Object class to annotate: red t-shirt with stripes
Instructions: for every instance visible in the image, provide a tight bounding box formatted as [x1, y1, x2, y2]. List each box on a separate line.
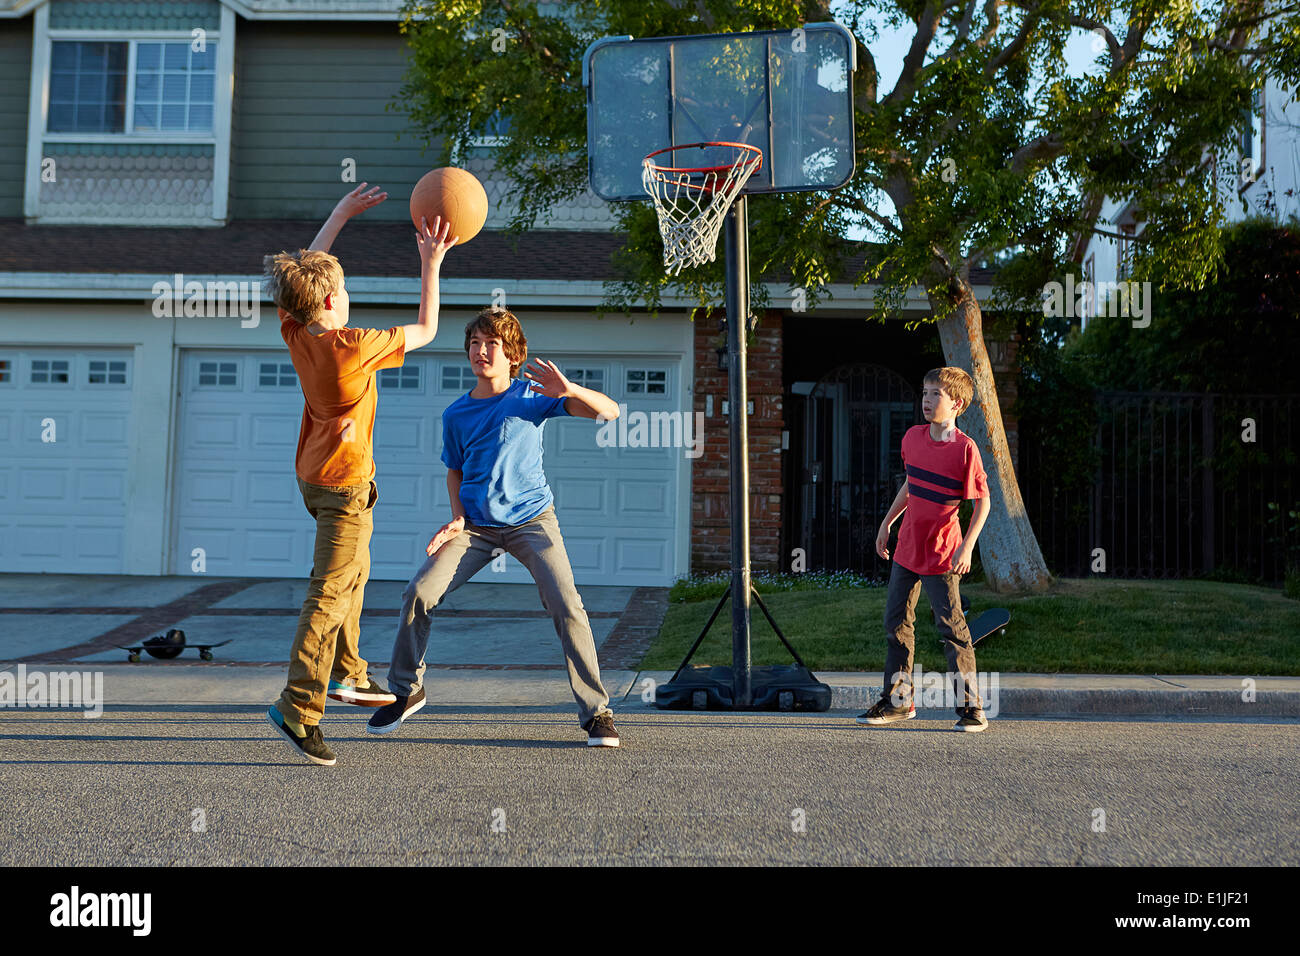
[894, 424, 989, 575]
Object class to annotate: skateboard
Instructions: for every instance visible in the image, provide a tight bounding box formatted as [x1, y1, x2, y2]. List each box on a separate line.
[117, 629, 231, 662]
[937, 607, 1011, 648]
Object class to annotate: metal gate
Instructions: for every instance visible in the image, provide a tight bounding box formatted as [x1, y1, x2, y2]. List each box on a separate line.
[798, 364, 920, 576]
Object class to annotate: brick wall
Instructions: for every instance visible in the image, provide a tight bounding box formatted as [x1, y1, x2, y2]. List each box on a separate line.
[691, 311, 785, 573]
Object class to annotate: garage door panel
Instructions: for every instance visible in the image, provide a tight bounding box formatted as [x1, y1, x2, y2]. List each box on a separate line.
[615, 537, 670, 574]
[553, 477, 607, 516]
[82, 411, 129, 445]
[173, 350, 682, 584]
[77, 469, 127, 503]
[250, 413, 300, 450]
[248, 471, 296, 507]
[189, 412, 241, 449]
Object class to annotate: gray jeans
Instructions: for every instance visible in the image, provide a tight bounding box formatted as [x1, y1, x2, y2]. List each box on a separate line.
[882, 561, 983, 712]
[387, 506, 611, 727]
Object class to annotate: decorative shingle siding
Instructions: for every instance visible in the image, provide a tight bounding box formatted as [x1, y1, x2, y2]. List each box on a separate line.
[48, 0, 222, 31]
[0, 17, 30, 218]
[39, 143, 214, 223]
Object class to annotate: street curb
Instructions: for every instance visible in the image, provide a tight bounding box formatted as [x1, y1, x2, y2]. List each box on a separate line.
[829, 685, 1300, 717]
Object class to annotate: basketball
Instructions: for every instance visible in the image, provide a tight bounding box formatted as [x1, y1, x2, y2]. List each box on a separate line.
[409, 167, 488, 245]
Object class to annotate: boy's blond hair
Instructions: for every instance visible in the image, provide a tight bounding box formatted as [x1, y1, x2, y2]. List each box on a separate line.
[262, 249, 344, 325]
[923, 367, 975, 417]
[464, 307, 528, 377]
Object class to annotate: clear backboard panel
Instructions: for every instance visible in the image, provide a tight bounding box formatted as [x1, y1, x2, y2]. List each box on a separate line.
[584, 23, 857, 201]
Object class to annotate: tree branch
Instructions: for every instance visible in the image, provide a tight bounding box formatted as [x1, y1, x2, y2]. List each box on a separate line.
[986, 2, 1043, 77]
[883, 2, 945, 109]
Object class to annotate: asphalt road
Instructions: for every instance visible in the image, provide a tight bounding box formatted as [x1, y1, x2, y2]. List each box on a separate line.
[1, 707, 1296, 866]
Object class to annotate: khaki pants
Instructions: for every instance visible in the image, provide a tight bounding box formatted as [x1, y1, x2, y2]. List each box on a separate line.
[276, 478, 376, 725]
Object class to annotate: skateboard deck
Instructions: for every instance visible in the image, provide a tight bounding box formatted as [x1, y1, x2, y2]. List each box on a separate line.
[952, 608, 1010, 647]
[116, 638, 231, 662]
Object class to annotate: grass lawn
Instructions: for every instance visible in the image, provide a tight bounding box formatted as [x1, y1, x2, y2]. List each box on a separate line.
[640, 577, 1300, 675]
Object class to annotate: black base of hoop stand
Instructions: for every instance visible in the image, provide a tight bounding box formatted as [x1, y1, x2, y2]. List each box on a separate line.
[653, 195, 831, 712]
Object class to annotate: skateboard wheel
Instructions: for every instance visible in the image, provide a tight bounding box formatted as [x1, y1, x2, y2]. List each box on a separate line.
[692, 690, 708, 710]
[778, 690, 794, 711]
[200, 650, 214, 661]
[128, 652, 140, 663]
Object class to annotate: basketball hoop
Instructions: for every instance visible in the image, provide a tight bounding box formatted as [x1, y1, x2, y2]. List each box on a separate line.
[641, 142, 763, 275]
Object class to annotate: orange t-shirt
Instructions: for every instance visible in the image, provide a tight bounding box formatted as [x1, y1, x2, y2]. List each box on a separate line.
[281, 318, 405, 487]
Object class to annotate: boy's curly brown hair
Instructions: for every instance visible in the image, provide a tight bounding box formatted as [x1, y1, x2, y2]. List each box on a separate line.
[923, 367, 975, 417]
[262, 248, 343, 325]
[464, 307, 528, 377]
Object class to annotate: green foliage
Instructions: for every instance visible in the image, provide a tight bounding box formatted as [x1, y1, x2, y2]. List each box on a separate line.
[1071, 219, 1300, 393]
[396, 1, 1300, 320]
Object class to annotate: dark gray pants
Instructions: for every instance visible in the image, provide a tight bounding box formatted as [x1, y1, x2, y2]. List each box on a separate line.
[882, 561, 982, 712]
[387, 507, 611, 727]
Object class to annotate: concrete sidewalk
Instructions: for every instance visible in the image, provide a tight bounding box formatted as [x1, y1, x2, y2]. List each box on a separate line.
[4, 664, 1297, 718]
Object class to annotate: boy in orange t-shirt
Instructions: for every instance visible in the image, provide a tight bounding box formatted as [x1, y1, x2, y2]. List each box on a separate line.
[262, 184, 457, 765]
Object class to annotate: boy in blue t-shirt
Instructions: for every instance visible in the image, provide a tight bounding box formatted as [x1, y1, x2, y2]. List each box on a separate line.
[369, 307, 623, 746]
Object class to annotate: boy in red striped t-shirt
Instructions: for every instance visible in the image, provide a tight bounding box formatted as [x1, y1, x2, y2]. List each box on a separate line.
[858, 367, 992, 732]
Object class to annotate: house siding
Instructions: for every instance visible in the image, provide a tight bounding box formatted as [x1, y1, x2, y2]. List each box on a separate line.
[0, 15, 31, 218]
[228, 19, 433, 221]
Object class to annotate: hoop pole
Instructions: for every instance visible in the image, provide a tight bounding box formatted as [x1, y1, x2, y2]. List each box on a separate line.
[725, 195, 752, 707]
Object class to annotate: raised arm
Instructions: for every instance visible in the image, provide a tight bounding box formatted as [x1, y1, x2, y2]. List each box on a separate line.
[401, 216, 457, 353]
[309, 183, 387, 253]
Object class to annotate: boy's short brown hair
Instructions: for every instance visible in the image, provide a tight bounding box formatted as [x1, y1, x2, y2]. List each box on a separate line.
[262, 248, 344, 325]
[464, 307, 528, 377]
[923, 367, 975, 417]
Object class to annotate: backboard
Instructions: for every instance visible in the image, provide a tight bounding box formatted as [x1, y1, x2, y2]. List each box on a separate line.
[584, 23, 857, 202]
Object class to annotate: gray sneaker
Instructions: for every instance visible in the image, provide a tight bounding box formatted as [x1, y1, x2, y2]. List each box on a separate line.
[953, 707, 989, 732]
[855, 698, 916, 725]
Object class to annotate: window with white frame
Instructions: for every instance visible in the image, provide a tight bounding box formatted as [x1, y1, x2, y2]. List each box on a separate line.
[625, 368, 667, 395]
[0, 358, 11, 385]
[380, 366, 422, 390]
[30, 358, 71, 385]
[47, 39, 216, 135]
[87, 358, 129, 385]
[197, 360, 237, 388]
[565, 367, 605, 392]
[441, 365, 477, 392]
[258, 362, 297, 387]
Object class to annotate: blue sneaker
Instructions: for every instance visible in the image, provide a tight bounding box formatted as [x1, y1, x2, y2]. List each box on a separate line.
[266, 706, 336, 766]
[327, 675, 397, 707]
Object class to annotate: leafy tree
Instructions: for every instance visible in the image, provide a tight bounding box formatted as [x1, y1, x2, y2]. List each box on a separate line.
[397, 0, 1300, 592]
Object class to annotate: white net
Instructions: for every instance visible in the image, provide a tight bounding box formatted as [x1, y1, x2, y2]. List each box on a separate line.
[641, 145, 762, 275]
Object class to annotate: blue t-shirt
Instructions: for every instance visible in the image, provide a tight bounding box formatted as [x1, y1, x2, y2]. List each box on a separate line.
[440, 377, 570, 526]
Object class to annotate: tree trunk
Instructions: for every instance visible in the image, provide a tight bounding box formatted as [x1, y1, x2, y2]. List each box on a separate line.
[929, 275, 1052, 594]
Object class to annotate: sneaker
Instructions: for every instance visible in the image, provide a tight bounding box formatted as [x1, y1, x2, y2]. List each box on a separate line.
[328, 675, 397, 707]
[366, 688, 426, 735]
[855, 698, 916, 725]
[953, 707, 989, 733]
[584, 713, 620, 748]
[266, 706, 337, 766]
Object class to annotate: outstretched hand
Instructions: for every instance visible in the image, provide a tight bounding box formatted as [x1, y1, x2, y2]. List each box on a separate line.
[521, 358, 572, 399]
[333, 183, 387, 219]
[416, 215, 457, 268]
[426, 516, 466, 556]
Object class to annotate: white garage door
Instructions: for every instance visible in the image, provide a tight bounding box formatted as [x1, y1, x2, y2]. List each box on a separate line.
[171, 350, 683, 585]
[0, 349, 133, 573]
